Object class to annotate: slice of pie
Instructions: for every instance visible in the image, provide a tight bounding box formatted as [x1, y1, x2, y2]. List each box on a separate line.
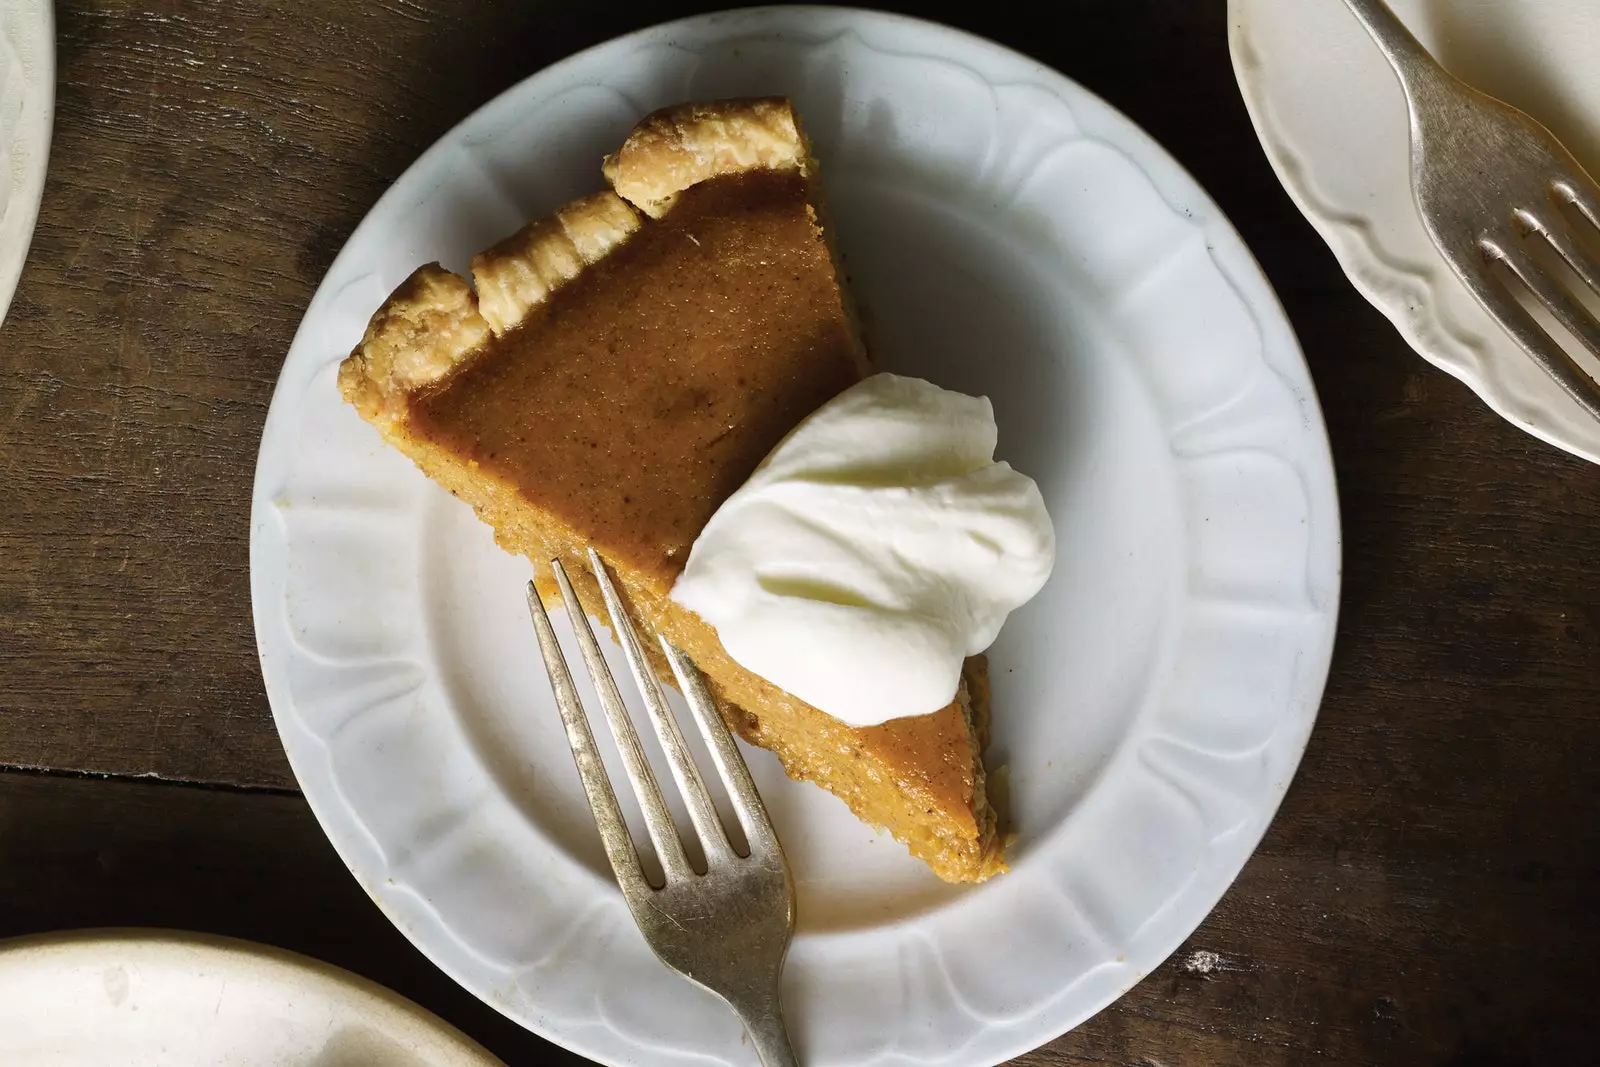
[338, 99, 1006, 882]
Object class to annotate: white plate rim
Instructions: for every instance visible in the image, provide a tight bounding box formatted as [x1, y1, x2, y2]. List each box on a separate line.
[0, 928, 503, 1065]
[0, 0, 55, 329]
[250, 8, 1344, 1066]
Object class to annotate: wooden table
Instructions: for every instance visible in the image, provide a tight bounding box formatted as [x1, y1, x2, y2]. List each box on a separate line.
[3, 2, 1597, 1063]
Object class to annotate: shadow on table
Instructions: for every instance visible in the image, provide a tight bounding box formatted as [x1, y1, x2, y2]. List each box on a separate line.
[0, 769, 590, 1065]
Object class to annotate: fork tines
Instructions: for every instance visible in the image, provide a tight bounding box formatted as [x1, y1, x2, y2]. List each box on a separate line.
[523, 550, 800, 1065]
[1477, 183, 1600, 402]
[524, 556, 800, 1062]
[523, 548, 780, 893]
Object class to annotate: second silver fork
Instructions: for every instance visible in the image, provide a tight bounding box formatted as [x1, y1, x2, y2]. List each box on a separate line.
[1344, 0, 1600, 422]
[525, 548, 798, 1067]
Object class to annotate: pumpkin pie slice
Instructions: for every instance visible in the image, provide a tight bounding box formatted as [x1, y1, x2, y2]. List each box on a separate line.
[338, 98, 1006, 883]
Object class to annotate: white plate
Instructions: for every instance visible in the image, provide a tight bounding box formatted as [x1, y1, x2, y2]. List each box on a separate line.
[0, 930, 502, 1066]
[0, 0, 52, 330]
[1231, 0, 1600, 465]
[250, 9, 1341, 1066]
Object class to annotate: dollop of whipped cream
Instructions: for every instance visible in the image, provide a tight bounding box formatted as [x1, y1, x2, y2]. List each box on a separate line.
[670, 373, 1055, 727]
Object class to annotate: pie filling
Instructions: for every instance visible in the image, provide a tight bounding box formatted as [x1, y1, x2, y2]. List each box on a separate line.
[339, 98, 1019, 883]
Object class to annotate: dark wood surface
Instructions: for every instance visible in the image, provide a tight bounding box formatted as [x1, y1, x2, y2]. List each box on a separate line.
[2, 1, 1596, 1063]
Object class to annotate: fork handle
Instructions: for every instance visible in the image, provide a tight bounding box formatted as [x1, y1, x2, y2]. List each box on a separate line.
[1341, 0, 1448, 105]
[730, 990, 799, 1067]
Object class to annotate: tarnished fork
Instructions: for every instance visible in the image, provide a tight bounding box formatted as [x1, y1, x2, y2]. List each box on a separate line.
[525, 548, 798, 1067]
[1344, 0, 1600, 422]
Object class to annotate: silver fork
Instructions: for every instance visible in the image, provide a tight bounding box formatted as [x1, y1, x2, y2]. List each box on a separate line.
[1343, 0, 1600, 422]
[525, 548, 798, 1067]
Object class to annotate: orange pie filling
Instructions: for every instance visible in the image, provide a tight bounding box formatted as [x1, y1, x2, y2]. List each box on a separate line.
[339, 98, 1017, 882]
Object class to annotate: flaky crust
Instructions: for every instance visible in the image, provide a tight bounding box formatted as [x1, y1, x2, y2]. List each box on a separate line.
[471, 191, 641, 336]
[603, 98, 808, 219]
[336, 264, 490, 428]
[342, 98, 814, 415]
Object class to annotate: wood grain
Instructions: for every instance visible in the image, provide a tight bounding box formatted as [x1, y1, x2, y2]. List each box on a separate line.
[0, 1, 1596, 1064]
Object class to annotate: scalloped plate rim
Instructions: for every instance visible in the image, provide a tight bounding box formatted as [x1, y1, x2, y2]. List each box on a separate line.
[251, 8, 1342, 1066]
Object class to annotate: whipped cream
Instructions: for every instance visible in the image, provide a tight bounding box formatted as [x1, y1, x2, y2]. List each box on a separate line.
[670, 373, 1055, 727]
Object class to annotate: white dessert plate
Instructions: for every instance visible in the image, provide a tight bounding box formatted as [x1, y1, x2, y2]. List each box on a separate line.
[0, 0, 54, 330]
[250, 8, 1341, 1066]
[0, 929, 502, 1066]
[1232, 0, 1600, 464]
